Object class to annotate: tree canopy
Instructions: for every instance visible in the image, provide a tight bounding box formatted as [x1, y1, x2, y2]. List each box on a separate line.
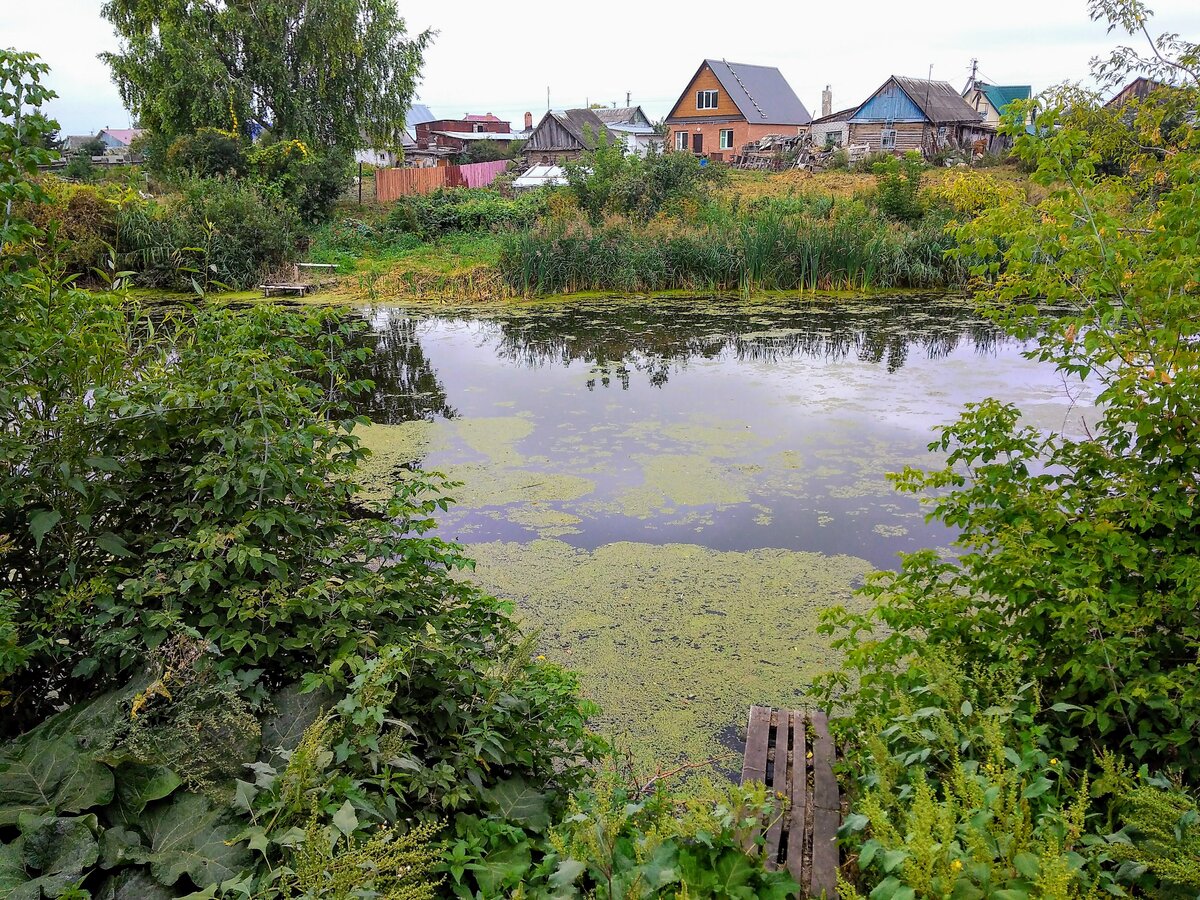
[100, 0, 432, 151]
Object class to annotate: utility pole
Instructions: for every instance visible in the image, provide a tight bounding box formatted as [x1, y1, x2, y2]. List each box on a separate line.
[626, 90, 631, 106]
[966, 58, 978, 93]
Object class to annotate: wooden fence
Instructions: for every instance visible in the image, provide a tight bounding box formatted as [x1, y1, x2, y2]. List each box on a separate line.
[375, 160, 509, 202]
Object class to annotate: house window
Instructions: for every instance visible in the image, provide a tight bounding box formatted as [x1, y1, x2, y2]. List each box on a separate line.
[696, 90, 719, 110]
[937, 125, 948, 143]
[675, 130, 689, 151]
[719, 129, 734, 150]
[824, 131, 843, 148]
[880, 128, 897, 150]
[473, 123, 484, 133]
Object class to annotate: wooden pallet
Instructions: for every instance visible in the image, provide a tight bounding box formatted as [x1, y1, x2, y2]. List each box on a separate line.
[741, 706, 841, 897]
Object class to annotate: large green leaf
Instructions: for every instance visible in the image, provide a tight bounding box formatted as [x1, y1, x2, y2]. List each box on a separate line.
[107, 762, 182, 828]
[260, 682, 331, 762]
[135, 793, 250, 887]
[95, 868, 177, 900]
[468, 842, 532, 895]
[480, 776, 551, 831]
[0, 839, 25, 892]
[0, 732, 114, 826]
[9, 814, 100, 899]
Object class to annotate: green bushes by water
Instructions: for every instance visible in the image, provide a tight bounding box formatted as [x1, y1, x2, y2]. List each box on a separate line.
[387, 187, 549, 239]
[500, 207, 965, 295]
[115, 178, 301, 290]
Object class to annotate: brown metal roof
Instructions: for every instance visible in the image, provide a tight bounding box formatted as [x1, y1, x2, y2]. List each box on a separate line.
[890, 76, 984, 124]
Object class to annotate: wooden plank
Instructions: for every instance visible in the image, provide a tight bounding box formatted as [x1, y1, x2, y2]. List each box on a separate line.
[811, 710, 838, 811]
[741, 705, 771, 786]
[811, 808, 840, 899]
[762, 710, 789, 870]
[786, 713, 808, 886]
[810, 710, 840, 898]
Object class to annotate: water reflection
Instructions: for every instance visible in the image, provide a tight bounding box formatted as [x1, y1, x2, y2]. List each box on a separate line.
[354, 294, 1009, 407]
[352, 311, 456, 422]
[346, 295, 1084, 568]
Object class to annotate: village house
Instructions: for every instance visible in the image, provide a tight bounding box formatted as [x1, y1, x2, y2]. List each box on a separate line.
[664, 59, 811, 159]
[1104, 75, 1168, 109]
[848, 76, 993, 157]
[592, 106, 662, 156]
[808, 86, 854, 149]
[414, 113, 515, 154]
[355, 103, 434, 168]
[97, 127, 144, 152]
[962, 81, 1032, 127]
[521, 108, 615, 165]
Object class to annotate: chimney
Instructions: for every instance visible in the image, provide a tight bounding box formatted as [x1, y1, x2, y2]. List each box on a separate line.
[821, 86, 832, 118]
[524, 111, 533, 130]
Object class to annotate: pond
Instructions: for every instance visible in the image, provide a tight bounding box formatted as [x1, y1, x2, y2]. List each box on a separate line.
[349, 294, 1092, 768]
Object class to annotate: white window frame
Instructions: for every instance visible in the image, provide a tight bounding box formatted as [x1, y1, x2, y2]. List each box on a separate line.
[824, 130, 843, 148]
[936, 125, 948, 143]
[675, 130, 689, 151]
[880, 128, 897, 150]
[696, 90, 719, 110]
[719, 128, 734, 150]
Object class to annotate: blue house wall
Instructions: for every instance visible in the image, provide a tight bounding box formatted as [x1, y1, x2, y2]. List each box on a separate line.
[850, 81, 925, 123]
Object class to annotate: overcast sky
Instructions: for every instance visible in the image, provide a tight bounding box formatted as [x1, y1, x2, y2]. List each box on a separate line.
[5, 0, 1199, 136]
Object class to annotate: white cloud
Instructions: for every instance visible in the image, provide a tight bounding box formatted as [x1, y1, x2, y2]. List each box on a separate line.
[4, 0, 1198, 135]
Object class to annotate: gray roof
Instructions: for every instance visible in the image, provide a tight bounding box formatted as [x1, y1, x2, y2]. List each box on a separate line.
[704, 59, 811, 125]
[406, 103, 435, 126]
[889, 76, 984, 124]
[546, 108, 616, 149]
[592, 105, 651, 126]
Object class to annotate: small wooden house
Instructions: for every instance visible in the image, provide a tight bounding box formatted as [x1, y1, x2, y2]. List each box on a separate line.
[521, 109, 616, 165]
[848, 76, 992, 157]
[664, 59, 811, 160]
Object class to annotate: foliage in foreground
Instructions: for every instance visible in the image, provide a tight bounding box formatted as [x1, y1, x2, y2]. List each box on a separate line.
[2, 48, 802, 898]
[821, 4, 1200, 898]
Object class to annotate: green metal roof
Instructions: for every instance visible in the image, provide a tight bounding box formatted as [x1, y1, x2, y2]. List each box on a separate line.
[979, 84, 1031, 114]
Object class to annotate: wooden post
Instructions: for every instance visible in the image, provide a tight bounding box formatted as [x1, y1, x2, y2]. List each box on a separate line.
[358, 162, 363, 205]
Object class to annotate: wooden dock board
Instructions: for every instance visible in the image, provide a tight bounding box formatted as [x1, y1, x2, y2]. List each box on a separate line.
[741, 706, 840, 897]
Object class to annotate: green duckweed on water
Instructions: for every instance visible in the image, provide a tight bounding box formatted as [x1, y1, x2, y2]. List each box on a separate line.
[464, 539, 874, 770]
[355, 421, 435, 499]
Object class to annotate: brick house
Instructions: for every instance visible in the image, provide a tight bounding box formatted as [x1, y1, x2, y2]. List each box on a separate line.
[664, 59, 812, 159]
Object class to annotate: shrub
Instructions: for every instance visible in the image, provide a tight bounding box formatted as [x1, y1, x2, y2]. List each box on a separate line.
[115, 176, 301, 289]
[164, 127, 248, 177]
[387, 187, 548, 239]
[248, 139, 348, 223]
[873, 151, 926, 223]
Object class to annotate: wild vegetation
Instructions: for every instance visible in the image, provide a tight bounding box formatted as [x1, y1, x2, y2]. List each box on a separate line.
[4, 0, 1200, 895]
[1, 47, 808, 899]
[816, 4, 1200, 898]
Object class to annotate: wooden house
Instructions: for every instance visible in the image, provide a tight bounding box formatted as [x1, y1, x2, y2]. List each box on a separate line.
[1104, 76, 1169, 109]
[664, 59, 811, 160]
[848, 76, 992, 157]
[521, 109, 616, 165]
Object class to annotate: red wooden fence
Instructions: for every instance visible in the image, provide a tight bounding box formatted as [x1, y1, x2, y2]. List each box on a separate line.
[375, 160, 509, 202]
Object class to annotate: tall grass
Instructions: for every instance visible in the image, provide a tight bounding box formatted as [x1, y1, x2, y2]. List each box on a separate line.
[499, 207, 965, 296]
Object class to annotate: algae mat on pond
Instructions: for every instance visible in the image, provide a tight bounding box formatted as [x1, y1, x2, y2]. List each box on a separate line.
[465, 538, 873, 769]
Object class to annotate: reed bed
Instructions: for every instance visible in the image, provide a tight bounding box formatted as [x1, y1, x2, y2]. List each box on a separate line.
[499, 208, 966, 296]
